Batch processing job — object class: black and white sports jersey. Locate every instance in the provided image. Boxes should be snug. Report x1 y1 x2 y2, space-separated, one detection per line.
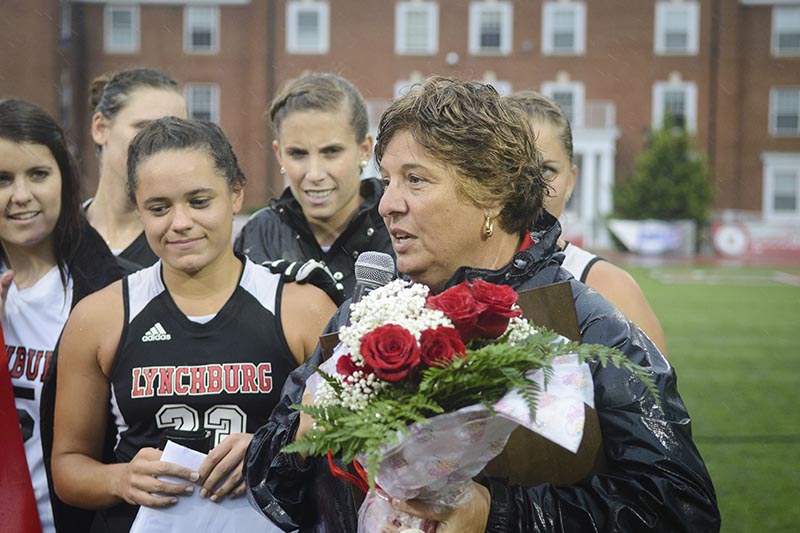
109 257 298 462
3 264 70 533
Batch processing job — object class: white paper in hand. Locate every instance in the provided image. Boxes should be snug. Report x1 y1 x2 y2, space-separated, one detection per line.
130 441 281 533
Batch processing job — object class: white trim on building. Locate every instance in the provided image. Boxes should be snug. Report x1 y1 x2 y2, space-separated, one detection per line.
541 1 586 56
286 1 330 54
395 2 439 55
103 5 140 53
654 1 700 56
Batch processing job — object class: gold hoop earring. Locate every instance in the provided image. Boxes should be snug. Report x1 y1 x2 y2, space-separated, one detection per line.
279 166 286 175
483 215 494 238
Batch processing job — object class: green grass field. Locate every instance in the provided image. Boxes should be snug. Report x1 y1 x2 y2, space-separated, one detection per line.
624 265 800 532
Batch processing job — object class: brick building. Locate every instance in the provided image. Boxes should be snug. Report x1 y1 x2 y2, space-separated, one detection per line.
1 0 799 249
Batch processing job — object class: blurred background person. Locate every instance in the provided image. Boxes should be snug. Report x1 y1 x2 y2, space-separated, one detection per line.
52 117 336 531
0 99 121 533
507 90 668 355
235 72 393 298
87 67 187 271
245 77 718 532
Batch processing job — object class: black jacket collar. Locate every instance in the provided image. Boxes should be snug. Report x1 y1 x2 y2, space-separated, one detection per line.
440 211 565 291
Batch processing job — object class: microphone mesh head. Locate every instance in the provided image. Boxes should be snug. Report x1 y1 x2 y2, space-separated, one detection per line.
354 251 395 287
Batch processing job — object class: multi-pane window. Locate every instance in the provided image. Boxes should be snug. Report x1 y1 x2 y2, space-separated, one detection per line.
541 81 585 128
286 1 330 54
395 2 438 55
654 1 699 55
762 153 800 218
394 80 416 98
486 80 512 97
185 84 220 123
773 171 799 213
104 5 139 53
772 7 800 56
770 88 800 136
542 2 586 55
652 81 697 133
663 90 687 128
184 7 219 53
468 2 512 55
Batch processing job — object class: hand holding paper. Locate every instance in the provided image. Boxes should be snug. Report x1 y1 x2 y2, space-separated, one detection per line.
130 441 280 533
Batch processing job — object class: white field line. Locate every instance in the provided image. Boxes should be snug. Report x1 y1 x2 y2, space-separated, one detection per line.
649 269 800 286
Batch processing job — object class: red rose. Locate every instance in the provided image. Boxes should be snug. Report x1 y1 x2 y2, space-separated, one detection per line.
419 327 466 367
470 279 522 339
426 281 487 342
336 354 373 382
360 324 420 382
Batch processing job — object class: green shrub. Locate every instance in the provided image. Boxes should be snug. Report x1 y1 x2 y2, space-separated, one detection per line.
614 124 712 227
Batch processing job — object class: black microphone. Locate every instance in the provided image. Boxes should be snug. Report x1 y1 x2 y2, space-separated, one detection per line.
351 251 395 305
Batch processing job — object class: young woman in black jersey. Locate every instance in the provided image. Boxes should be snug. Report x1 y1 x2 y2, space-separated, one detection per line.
51 117 336 530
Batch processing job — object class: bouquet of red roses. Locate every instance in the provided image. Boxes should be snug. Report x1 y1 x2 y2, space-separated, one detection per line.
285 278 653 532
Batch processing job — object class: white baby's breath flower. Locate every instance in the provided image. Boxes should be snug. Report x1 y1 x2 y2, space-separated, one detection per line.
340 280 453 358
315 379 341 409
339 372 387 411
506 316 538 346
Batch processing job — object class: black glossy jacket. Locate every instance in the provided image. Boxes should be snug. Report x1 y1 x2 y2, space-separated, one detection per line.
234 178 394 297
245 213 721 532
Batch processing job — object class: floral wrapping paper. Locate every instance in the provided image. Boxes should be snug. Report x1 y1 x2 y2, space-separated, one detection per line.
307 342 595 531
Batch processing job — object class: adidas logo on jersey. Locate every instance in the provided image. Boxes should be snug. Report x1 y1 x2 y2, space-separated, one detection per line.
142 322 172 342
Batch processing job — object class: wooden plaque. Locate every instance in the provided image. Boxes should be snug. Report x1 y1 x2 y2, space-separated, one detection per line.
483 281 607 485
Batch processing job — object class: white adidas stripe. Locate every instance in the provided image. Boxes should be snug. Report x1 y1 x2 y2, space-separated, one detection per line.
142 322 172 342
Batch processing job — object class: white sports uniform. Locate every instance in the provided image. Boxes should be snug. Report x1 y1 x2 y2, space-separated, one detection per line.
3 264 71 533
561 242 605 283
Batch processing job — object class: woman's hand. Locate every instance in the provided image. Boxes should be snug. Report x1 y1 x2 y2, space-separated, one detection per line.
389 481 491 533
113 447 200 507
0 270 14 316
197 432 253 502
296 388 317 444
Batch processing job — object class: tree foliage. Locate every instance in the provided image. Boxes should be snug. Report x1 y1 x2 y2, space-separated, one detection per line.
614 124 712 226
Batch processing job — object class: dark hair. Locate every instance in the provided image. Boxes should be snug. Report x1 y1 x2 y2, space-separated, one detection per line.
126 117 247 204
0 99 84 279
90 68 181 151
375 77 547 235
505 90 574 162
91 68 180 119
269 72 369 143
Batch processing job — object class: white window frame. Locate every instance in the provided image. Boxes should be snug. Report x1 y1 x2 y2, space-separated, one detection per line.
652 80 698 134
395 2 439 55
654 1 700 56
772 7 800 56
485 79 512 96
286 1 330 54
103 5 139 53
184 6 219 54
542 1 586 56
762 152 800 219
394 80 418 98
185 83 220 123
468 1 513 56
541 81 585 128
770 87 800 137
